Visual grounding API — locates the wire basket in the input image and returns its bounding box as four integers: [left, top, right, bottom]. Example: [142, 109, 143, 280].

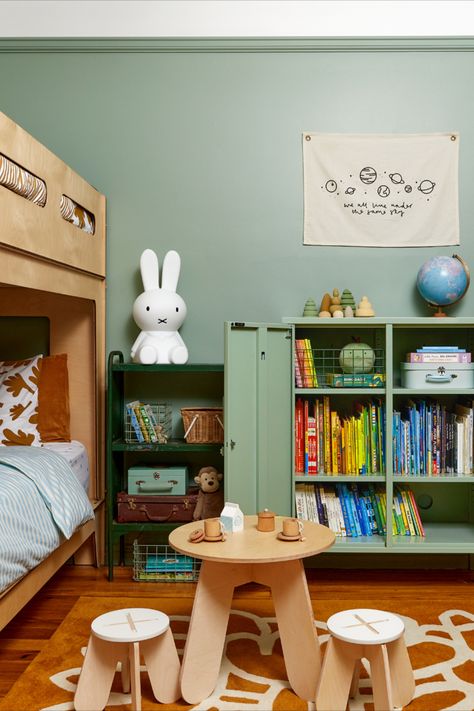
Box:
[125, 402, 172, 444]
[132, 541, 200, 582]
[181, 407, 224, 443]
[295, 346, 385, 388]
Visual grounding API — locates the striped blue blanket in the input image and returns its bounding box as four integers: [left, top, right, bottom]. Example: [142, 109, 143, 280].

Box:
[0, 447, 94, 593]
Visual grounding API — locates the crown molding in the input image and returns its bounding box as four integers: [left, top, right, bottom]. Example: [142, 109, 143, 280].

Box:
[1, 36, 474, 53]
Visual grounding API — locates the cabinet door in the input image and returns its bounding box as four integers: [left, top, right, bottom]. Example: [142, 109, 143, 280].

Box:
[224, 322, 293, 515]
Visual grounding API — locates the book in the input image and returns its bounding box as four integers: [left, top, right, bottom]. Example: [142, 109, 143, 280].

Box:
[139, 404, 158, 443]
[294, 343, 303, 387]
[295, 483, 307, 520]
[408, 488, 425, 536]
[126, 401, 145, 442]
[407, 352, 471, 363]
[304, 338, 318, 387]
[417, 346, 466, 352]
[326, 373, 385, 388]
[294, 398, 305, 473]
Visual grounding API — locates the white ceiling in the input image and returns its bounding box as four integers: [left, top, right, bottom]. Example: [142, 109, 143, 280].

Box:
[0, 1, 473, 38]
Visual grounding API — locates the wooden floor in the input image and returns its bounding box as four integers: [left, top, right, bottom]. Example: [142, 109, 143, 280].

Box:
[0, 564, 472, 699]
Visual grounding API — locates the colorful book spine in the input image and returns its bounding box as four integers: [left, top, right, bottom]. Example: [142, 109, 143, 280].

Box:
[295, 484, 307, 520]
[294, 343, 303, 387]
[126, 401, 144, 442]
[140, 404, 158, 443]
[294, 398, 304, 473]
[408, 489, 425, 536]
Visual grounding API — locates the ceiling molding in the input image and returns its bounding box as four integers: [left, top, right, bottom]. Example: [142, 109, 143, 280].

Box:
[1, 36, 474, 53]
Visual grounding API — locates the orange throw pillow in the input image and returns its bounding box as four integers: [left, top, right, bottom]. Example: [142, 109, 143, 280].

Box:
[38, 353, 71, 442]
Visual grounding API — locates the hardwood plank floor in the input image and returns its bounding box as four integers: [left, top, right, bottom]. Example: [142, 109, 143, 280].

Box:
[0, 564, 472, 699]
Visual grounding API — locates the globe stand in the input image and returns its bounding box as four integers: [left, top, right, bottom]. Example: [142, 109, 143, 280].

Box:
[433, 306, 448, 318]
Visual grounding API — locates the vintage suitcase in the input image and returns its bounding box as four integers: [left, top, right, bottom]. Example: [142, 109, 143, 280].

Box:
[400, 362, 474, 389]
[116, 488, 199, 523]
[127, 465, 188, 496]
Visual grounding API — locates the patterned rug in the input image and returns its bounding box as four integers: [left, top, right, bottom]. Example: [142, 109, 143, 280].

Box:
[1, 595, 473, 710]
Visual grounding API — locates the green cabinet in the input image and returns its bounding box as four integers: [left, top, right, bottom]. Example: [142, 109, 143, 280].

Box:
[224, 322, 293, 515]
[106, 351, 224, 580]
[283, 316, 474, 556]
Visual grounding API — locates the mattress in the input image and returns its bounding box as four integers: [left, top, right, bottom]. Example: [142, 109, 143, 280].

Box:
[42, 440, 90, 492]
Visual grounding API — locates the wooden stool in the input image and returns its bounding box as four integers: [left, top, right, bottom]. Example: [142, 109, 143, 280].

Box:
[74, 607, 180, 711]
[315, 608, 415, 711]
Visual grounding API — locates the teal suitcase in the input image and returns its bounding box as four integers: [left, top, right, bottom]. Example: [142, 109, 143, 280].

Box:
[128, 466, 188, 496]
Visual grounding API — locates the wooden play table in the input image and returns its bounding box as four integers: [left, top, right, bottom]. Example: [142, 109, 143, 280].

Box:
[169, 515, 335, 704]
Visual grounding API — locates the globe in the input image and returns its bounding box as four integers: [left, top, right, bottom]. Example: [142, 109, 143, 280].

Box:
[416, 254, 470, 317]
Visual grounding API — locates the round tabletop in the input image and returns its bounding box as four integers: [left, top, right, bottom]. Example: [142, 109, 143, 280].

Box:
[168, 515, 335, 564]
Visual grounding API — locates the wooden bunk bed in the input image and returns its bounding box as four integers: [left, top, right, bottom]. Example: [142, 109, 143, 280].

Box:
[0, 111, 106, 630]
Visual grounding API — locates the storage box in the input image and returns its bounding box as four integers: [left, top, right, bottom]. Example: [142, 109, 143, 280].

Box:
[181, 407, 224, 443]
[117, 488, 199, 523]
[133, 542, 200, 582]
[127, 466, 188, 496]
[400, 362, 474, 389]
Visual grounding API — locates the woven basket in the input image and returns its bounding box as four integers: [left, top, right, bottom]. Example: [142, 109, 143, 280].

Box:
[181, 407, 224, 444]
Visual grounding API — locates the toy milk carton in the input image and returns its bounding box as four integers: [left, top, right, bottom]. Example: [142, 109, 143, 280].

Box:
[220, 502, 244, 533]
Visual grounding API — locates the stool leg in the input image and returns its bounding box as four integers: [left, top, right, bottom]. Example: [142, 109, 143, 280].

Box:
[387, 636, 415, 707]
[315, 638, 360, 711]
[141, 628, 181, 703]
[74, 636, 123, 711]
[366, 644, 393, 711]
[129, 641, 141, 711]
[121, 649, 131, 693]
[349, 659, 361, 699]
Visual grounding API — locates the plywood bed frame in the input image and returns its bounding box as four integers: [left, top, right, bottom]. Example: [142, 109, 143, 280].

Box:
[0, 111, 106, 630]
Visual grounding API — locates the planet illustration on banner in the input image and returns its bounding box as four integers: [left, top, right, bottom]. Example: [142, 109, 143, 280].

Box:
[359, 166, 377, 184]
[416, 254, 470, 317]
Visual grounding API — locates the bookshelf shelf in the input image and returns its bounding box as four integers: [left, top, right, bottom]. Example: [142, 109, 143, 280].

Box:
[285, 316, 474, 559]
[107, 351, 224, 580]
[331, 536, 386, 551]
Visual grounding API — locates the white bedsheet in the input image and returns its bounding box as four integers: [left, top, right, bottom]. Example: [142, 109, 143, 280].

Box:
[41, 440, 90, 492]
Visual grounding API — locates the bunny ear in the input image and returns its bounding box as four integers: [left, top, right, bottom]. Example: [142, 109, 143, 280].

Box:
[140, 249, 159, 292]
[161, 250, 181, 293]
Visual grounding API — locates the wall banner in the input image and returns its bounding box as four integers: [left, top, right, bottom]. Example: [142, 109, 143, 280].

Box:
[303, 132, 459, 247]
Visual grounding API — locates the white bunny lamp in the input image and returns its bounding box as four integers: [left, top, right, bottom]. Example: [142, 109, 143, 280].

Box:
[131, 249, 189, 364]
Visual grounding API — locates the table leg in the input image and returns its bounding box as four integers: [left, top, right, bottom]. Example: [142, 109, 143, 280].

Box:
[180, 561, 251, 704]
[255, 560, 321, 701]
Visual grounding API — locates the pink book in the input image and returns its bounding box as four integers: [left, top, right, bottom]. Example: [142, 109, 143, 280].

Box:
[407, 352, 471, 363]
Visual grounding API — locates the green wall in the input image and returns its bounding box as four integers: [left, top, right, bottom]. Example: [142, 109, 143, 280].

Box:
[1, 38, 474, 363]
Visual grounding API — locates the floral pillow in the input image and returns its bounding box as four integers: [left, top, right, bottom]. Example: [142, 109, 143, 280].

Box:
[0, 355, 42, 446]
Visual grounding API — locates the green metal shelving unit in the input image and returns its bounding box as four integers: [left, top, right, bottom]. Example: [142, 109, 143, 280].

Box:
[106, 351, 224, 580]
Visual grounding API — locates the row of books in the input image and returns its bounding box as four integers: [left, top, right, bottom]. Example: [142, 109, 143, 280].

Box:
[126, 400, 167, 444]
[294, 339, 318, 388]
[393, 400, 473, 476]
[295, 482, 425, 537]
[295, 397, 385, 475]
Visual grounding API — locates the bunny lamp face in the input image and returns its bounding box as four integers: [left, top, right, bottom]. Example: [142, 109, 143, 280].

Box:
[132, 290, 187, 331]
[130, 248, 189, 365]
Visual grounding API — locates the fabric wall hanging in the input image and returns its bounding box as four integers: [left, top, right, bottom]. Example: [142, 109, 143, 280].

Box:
[303, 133, 459, 247]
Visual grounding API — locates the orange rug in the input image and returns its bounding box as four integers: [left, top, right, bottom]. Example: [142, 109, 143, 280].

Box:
[1, 595, 473, 710]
